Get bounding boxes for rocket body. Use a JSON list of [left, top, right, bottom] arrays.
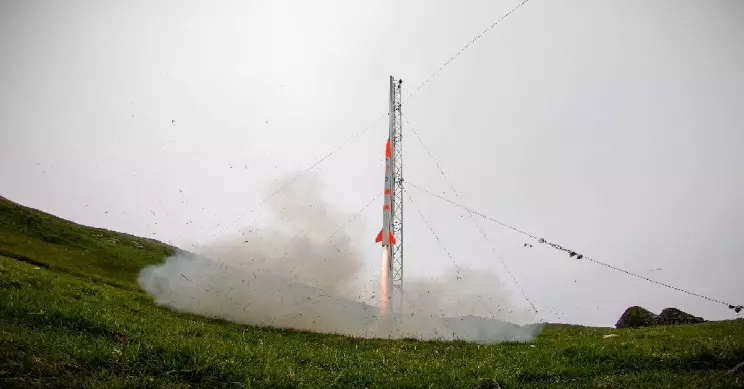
[[375, 138, 396, 246]]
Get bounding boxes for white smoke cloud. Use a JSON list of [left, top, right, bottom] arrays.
[[138, 174, 543, 342]]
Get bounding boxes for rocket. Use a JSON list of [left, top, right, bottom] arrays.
[[375, 140, 396, 246], [376, 136, 395, 320], [377, 76, 399, 320]]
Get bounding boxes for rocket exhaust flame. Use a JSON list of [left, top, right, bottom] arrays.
[[380, 246, 391, 319]]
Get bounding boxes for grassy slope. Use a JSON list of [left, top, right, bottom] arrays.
[[1, 197, 743, 388], [0, 197, 174, 290]]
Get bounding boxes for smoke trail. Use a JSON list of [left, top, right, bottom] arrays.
[[138, 173, 543, 342]]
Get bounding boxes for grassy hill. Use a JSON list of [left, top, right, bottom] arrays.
[[1, 196, 743, 388], [0, 196, 173, 290]]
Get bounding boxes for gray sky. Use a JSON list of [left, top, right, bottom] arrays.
[[1, 0, 743, 327]]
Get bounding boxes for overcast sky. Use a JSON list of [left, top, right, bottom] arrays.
[[1, 0, 743, 327]]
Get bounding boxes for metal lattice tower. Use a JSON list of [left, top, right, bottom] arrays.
[[389, 76, 404, 310]]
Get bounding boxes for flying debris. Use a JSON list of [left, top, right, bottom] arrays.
[[171, 119, 175, 126]]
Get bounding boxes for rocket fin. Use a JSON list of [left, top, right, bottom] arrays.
[[389, 231, 396, 245], [375, 230, 383, 243]]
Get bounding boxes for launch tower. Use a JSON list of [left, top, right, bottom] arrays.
[[376, 76, 404, 318]]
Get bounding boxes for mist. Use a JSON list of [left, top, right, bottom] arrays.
[[138, 174, 542, 343]]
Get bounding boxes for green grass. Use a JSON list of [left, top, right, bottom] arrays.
[[1, 197, 744, 388]]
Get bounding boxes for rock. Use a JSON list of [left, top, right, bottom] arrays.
[[615, 306, 706, 329], [657, 307, 705, 325], [615, 306, 660, 329], [475, 378, 501, 389], [727, 361, 744, 375]]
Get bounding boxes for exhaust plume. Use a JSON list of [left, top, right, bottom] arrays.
[[138, 174, 543, 342], [380, 246, 390, 320]]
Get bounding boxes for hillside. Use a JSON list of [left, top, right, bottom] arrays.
[[0, 196, 174, 290], [1, 196, 743, 388]]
